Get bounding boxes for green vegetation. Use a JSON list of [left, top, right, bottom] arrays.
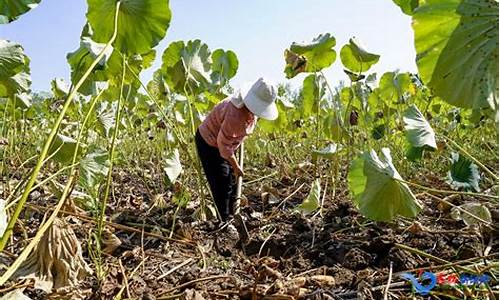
[[0, 0, 498, 299]]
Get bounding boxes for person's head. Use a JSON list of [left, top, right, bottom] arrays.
[[241, 77, 278, 121]]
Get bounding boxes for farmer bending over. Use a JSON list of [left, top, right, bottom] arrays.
[[196, 78, 278, 221]]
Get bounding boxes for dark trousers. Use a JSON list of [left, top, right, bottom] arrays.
[[195, 130, 236, 221]]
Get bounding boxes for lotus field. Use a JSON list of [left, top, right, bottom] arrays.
[[0, 0, 498, 299]]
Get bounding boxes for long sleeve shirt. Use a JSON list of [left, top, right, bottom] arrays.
[[198, 97, 256, 160]]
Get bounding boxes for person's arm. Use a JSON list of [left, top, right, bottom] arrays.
[[227, 154, 244, 177], [216, 111, 246, 177], [217, 132, 244, 177]]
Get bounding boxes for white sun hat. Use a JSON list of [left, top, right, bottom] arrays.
[[239, 77, 278, 121]]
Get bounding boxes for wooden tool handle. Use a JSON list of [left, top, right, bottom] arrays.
[[235, 142, 244, 214]]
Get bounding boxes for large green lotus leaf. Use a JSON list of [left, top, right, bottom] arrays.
[[160, 41, 184, 93], [371, 123, 386, 140], [0, 40, 31, 97], [323, 113, 346, 142], [14, 92, 31, 109], [0, 40, 26, 75], [93, 103, 115, 138], [127, 94, 152, 120], [403, 104, 437, 160], [67, 37, 114, 71], [348, 148, 423, 221], [296, 178, 321, 215], [0, 0, 40, 24], [301, 73, 326, 118], [259, 100, 290, 133], [211, 49, 239, 86], [67, 37, 114, 95], [179, 40, 212, 92], [48, 134, 85, 164], [340, 38, 380, 73], [141, 49, 156, 69], [50, 78, 70, 98], [86, 0, 171, 55], [284, 33, 336, 78], [161, 40, 212, 95], [147, 69, 169, 101], [413, 0, 499, 109], [393, 0, 420, 15], [447, 152, 480, 191], [164, 149, 182, 184], [106, 49, 156, 85], [0, 71, 31, 97], [79, 147, 109, 196], [378, 71, 413, 104], [68, 35, 153, 93]]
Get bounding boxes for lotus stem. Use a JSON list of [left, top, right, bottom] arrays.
[[98, 55, 127, 244], [0, 2, 121, 285], [398, 179, 497, 200], [394, 243, 476, 274], [0, 2, 122, 252]]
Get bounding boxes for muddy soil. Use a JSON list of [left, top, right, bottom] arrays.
[[1, 168, 498, 300]]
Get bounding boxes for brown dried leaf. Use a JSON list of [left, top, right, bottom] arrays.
[[102, 229, 122, 255], [309, 275, 335, 287], [14, 218, 92, 293]]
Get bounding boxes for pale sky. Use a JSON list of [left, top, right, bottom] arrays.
[[0, 0, 417, 92]]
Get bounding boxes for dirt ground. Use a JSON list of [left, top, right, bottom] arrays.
[[1, 166, 498, 300]]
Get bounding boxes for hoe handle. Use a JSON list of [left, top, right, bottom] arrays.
[[235, 142, 244, 214]]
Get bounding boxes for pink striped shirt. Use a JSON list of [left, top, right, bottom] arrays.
[[198, 97, 256, 159]]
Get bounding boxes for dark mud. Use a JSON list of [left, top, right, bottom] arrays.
[[1, 168, 498, 300]]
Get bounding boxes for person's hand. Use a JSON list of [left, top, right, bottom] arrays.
[[233, 165, 244, 177], [229, 154, 244, 177]]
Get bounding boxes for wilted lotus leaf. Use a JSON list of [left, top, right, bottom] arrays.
[[451, 202, 492, 226], [14, 218, 92, 293], [284, 50, 307, 78], [102, 228, 122, 254]]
